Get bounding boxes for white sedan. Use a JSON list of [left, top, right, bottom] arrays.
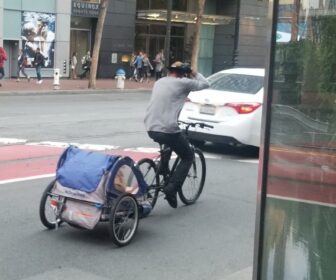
[[179, 68, 265, 147]]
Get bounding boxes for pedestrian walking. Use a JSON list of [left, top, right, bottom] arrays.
[[80, 51, 91, 79], [33, 47, 44, 84], [16, 48, 31, 82], [0, 47, 7, 87], [133, 51, 144, 82], [129, 52, 137, 81], [154, 49, 165, 80], [143, 53, 153, 83], [70, 51, 77, 79]]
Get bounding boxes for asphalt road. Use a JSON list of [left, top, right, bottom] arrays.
[[0, 90, 259, 280]]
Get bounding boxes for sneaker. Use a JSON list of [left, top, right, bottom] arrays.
[[27, 76, 31, 82], [16, 78, 20, 82], [163, 184, 178, 208], [38, 80, 43, 84], [164, 193, 178, 208], [140, 78, 143, 83]]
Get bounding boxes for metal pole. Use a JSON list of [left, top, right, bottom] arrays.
[[232, 0, 241, 66], [164, 0, 172, 72]]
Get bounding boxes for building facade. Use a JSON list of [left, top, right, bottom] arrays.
[[0, 0, 269, 79]]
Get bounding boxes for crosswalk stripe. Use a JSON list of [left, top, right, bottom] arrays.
[[27, 141, 119, 150], [0, 138, 27, 144], [0, 173, 55, 185], [237, 159, 259, 164]]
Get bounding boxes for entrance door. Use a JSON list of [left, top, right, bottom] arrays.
[[149, 36, 165, 61], [70, 29, 91, 76], [3, 40, 19, 79]]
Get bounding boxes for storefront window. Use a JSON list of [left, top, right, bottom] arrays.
[[135, 23, 185, 61], [136, 0, 187, 11], [260, 0, 336, 279]]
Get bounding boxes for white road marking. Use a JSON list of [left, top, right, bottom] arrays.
[[237, 159, 259, 164], [27, 141, 119, 150], [0, 173, 55, 185], [0, 138, 27, 144], [267, 194, 336, 208], [202, 152, 221, 160], [124, 147, 160, 153]]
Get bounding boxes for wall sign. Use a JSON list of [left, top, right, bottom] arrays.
[[21, 12, 56, 68], [71, 0, 100, 18], [111, 53, 118, 64]]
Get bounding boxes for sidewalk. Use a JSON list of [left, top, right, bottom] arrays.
[[0, 78, 153, 94]]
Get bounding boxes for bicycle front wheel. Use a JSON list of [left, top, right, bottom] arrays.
[[136, 158, 160, 208], [178, 148, 206, 205]]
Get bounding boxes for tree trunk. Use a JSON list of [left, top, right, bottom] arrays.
[[290, 0, 300, 42], [88, 0, 109, 89], [191, 0, 206, 72]]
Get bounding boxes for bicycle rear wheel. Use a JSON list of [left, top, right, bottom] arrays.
[[178, 147, 206, 205], [108, 193, 139, 247], [39, 180, 63, 229], [136, 158, 160, 208]]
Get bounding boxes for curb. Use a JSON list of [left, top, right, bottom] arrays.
[[0, 88, 152, 96]]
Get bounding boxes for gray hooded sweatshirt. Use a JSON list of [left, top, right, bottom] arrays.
[[144, 73, 210, 133]]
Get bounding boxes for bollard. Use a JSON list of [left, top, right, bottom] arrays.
[[115, 68, 126, 89], [53, 68, 60, 90]]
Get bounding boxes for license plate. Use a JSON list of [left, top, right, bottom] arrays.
[[200, 105, 216, 115]]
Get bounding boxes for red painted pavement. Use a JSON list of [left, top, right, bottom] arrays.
[[0, 145, 158, 182], [268, 146, 336, 205], [0, 145, 64, 161]]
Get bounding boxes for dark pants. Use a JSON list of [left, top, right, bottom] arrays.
[[80, 67, 90, 79], [36, 65, 42, 81], [155, 71, 162, 80], [148, 131, 194, 191], [137, 67, 143, 80], [0, 67, 4, 80], [17, 66, 28, 78]]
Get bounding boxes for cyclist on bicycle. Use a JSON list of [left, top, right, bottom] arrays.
[[144, 61, 209, 208]]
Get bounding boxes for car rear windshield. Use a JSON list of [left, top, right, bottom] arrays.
[[207, 73, 264, 94]]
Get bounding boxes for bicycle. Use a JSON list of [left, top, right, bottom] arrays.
[[136, 121, 213, 208]]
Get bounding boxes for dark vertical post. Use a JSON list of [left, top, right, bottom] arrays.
[[232, 0, 241, 66], [252, 0, 278, 279], [165, 0, 172, 71]]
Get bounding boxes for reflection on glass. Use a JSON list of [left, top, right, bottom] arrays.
[[261, 0, 336, 279]]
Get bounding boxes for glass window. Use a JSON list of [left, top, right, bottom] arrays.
[[149, 25, 166, 35], [135, 25, 149, 35], [150, 0, 166, 9], [172, 0, 187, 11], [260, 0, 336, 279], [171, 26, 184, 36], [208, 73, 264, 94], [136, 0, 149, 10]]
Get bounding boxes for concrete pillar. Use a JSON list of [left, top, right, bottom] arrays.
[[0, 0, 3, 47], [55, 0, 71, 78]]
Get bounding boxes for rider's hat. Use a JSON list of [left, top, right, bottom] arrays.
[[167, 61, 192, 74]]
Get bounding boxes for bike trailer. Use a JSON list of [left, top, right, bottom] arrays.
[[51, 145, 151, 229]]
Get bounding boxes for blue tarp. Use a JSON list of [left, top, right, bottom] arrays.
[[56, 146, 119, 193]]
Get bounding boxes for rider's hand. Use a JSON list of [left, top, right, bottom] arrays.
[[191, 70, 197, 78]]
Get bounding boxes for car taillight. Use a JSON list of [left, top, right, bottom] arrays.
[[224, 102, 261, 114]]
